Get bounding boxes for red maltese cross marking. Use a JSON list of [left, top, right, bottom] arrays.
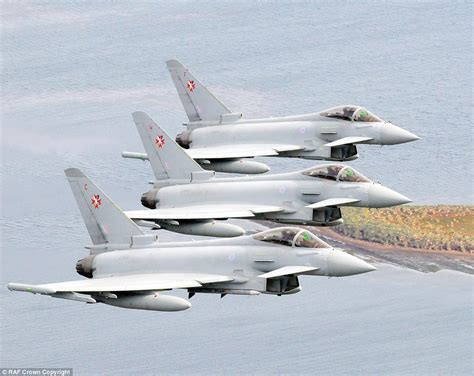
[[91, 194, 102, 209], [187, 80, 196, 92], [155, 134, 165, 148]]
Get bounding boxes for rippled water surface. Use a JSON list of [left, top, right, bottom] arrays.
[[1, 1, 472, 375]]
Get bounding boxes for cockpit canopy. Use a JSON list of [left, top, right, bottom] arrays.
[[319, 105, 383, 122], [253, 227, 331, 248], [302, 164, 370, 183]]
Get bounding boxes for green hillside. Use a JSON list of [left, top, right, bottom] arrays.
[[334, 206, 474, 252]]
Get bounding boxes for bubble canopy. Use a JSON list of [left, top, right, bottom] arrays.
[[302, 164, 370, 183], [253, 227, 331, 248], [319, 105, 383, 122]]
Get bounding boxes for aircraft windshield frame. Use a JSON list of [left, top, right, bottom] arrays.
[[253, 228, 301, 247], [302, 164, 343, 181], [319, 105, 383, 123], [336, 166, 370, 183], [293, 229, 331, 249], [253, 227, 331, 249], [302, 164, 371, 183], [353, 107, 383, 123]]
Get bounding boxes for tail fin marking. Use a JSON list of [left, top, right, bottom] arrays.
[[132, 111, 211, 181], [166, 59, 231, 122], [65, 168, 144, 245]]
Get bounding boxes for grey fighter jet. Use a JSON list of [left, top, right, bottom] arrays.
[[125, 112, 411, 238], [123, 60, 419, 174], [8, 168, 376, 312]]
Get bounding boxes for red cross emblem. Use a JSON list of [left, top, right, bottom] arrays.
[[91, 194, 102, 209], [187, 80, 196, 92], [155, 134, 165, 148]]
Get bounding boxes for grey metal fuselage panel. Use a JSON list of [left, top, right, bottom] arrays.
[[156, 173, 368, 207], [187, 116, 381, 152], [91, 237, 330, 293]]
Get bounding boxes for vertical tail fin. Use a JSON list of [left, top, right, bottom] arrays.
[[132, 111, 211, 181], [65, 168, 144, 245], [166, 59, 231, 122]]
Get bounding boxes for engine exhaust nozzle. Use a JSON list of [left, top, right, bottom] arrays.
[[141, 189, 158, 209]]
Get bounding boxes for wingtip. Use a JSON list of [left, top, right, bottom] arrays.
[[7, 282, 55, 294], [6, 282, 26, 292]]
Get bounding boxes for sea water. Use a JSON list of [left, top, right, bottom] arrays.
[[1, 1, 472, 374]]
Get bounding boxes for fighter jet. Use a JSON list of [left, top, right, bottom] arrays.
[[8, 168, 376, 312], [123, 60, 419, 174], [125, 112, 411, 238]]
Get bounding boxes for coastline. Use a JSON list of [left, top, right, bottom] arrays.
[[255, 221, 474, 275], [335, 206, 473, 253], [314, 227, 474, 275], [316, 227, 474, 257]]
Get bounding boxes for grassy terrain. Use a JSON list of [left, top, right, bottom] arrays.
[[334, 206, 474, 253]]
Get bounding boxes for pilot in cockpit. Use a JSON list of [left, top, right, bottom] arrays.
[[253, 228, 331, 249], [342, 106, 356, 119], [280, 229, 297, 246]]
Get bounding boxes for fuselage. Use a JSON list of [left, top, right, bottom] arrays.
[[190, 114, 381, 145], [78, 232, 375, 296], [178, 109, 419, 164], [8, 226, 376, 312], [141, 166, 410, 226]]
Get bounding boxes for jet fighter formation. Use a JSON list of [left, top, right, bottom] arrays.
[[127, 112, 411, 237], [9, 59, 419, 312]]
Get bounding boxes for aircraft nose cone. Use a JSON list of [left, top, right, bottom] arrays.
[[382, 123, 420, 145], [328, 250, 376, 277], [368, 184, 412, 208]]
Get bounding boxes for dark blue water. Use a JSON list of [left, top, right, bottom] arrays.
[[2, 1, 472, 374]]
